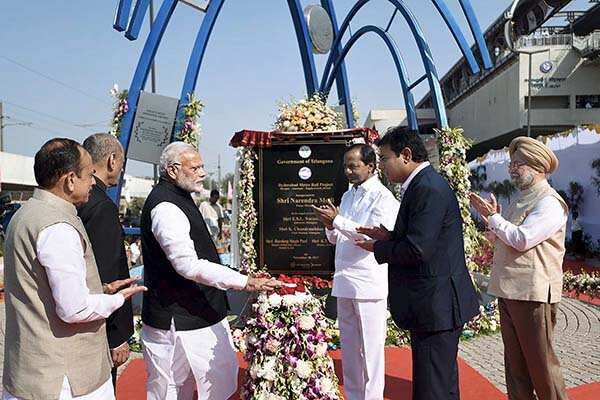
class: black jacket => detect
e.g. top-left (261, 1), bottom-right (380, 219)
top-left (78, 178), bottom-right (134, 348)
top-left (140, 179), bottom-right (228, 331)
top-left (374, 165), bottom-right (479, 332)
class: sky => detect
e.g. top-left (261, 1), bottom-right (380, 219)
top-left (0, 0), bottom-right (590, 178)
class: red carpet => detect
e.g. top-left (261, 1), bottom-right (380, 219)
top-left (564, 291), bottom-right (600, 306)
top-left (117, 348), bottom-right (506, 399)
top-left (117, 348), bottom-right (600, 399)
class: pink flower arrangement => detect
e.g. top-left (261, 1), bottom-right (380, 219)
top-left (240, 280), bottom-right (340, 399)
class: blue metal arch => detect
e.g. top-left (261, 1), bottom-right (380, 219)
top-left (287, 0), bottom-right (319, 96)
top-left (108, 0), bottom-right (497, 201)
top-left (125, 0), bottom-right (151, 41)
top-left (320, 0), bottom-right (354, 128)
top-left (174, 0), bottom-right (321, 132)
top-left (458, 0), bottom-right (492, 70)
top-left (174, 0), bottom-right (226, 137)
top-left (430, 0), bottom-right (480, 74)
top-left (108, 0), bottom-right (179, 201)
top-left (322, 25), bottom-right (418, 131)
top-left (320, 0), bottom-right (448, 128)
top-left (113, 0), bottom-right (134, 31)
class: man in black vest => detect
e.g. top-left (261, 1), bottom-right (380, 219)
top-left (78, 133), bottom-right (135, 389)
top-left (356, 129), bottom-right (479, 400)
top-left (141, 142), bottom-right (281, 400)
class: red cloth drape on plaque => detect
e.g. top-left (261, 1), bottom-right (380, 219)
top-left (229, 127), bottom-right (380, 148)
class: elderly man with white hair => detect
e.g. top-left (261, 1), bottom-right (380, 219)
top-left (471, 136), bottom-right (568, 400)
top-left (140, 142), bottom-right (281, 400)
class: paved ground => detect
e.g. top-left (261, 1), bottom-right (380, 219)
top-left (459, 297), bottom-right (600, 392)
top-left (0, 297), bottom-right (598, 394)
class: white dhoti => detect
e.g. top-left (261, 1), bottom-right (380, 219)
top-left (141, 318), bottom-right (239, 400)
top-left (337, 297), bottom-right (387, 400)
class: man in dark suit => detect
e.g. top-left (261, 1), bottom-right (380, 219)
top-left (357, 128), bottom-right (479, 400)
top-left (78, 133), bottom-right (134, 389)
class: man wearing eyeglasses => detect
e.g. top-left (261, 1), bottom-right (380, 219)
top-left (470, 136), bottom-right (568, 400)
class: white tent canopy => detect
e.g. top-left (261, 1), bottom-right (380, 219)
top-left (469, 126), bottom-right (600, 243)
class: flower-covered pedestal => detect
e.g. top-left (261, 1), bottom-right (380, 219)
top-left (237, 277), bottom-right (341, 400)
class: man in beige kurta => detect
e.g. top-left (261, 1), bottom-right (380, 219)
top-left (3, 138), bottom-right (145, 400)
top-left (471, 137), bottom-right (569, 400)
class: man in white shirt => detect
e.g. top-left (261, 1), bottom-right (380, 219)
top-left (140, 142), bottom-right (281, 400)
top-left (314, 144), bottom-right (399, 400)
top-left (471, 136), bottom-right (568, 400)
top-left (199, 189), bottom-right (225, 245)
top-left (3, 138), bottom-right (146, 400)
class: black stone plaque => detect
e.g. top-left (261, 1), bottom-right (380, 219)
top-left (255, 138), bottom-right (349, 276)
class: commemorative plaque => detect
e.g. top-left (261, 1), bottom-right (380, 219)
top-left (256, 139), bottom-right (348, 275)
top-left (230, 129), bottom-right (378, 278)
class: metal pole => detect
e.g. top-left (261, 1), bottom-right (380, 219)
top-left (149, 0), bottom-right (159, 184)
top-left (527, 53), bottom-right (532, 137)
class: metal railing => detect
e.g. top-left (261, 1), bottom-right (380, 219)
top-left (573, 32), bottom-right (600, 58)
top-left (516, 34), bottom-right (573, 49)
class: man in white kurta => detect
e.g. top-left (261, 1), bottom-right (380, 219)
top-left (3, 138), bottom-right (145, 400)
top-left (140, 142), bottom-right (280, 400)
top-left (314, 144), bottom-right (399, 400)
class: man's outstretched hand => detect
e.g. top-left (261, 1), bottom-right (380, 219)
top-left (245, 277), bottom-right (283, 292)
top-left (356, 224), bottom-right (391, 241)
top-left (104, 277), bottom-right (147, 299)
top-left (355, 239), bottom-right (376, 252)
top-left (117, 283), bottom-right (147, 300)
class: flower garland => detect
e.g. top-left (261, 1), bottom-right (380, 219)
top-left (275, 94), bottom-right (343, 133)
top-left (351, 98), bottom-right (361, 127)
top-left (237, 147), bottom-right (259, 274)
top-left (435, 127), bottom-right (488, 272)
top-left (240, 285), bottom-right (342, 400)
top-left (235, 296), bottom-right (501, 355)
top-left (177, 93), bottom-right (204, 148)
top-left (109, 84), bottom-right (128, 138)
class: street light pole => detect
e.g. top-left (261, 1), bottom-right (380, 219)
top-left (519, 48), bottom-right (550, 138)
top-left (504, 14), bottom-right (550, 138)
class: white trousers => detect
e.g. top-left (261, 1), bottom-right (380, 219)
top-left (2, 377), bottom-right (114, 400)
top-left (141, 318), bottom-right (239, 400)
top-left (337, 297), bottom-right (387, 400)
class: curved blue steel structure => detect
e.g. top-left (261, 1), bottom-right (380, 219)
top-left (109, 0), bottom-right (492, 202)
top-left (108, 0), bottom-right (179, 201)
top-left (320, 0), bottom-right (354, 128)
top-left (174, 0), bottom-right (226, 138)
top-left (458, 0), bottom-right (493, 70)
top-left (125, 0), bottom-right (151, 41)
top-left (113, 0), bottom-right (134, 31)
top-left (321, 25), bottom-right (418, 131)
top-left (175, 0), bottom-right (320, 133)
top-left (286, 0), bottom-right (319, 96)
top-left (319, 0), bottom-right (448, 129)
top-left (430, 0), bottom-right (480, 74)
